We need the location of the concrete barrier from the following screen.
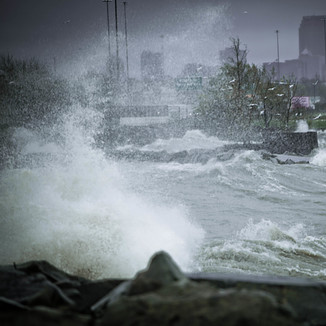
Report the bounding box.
[262,131,318,155]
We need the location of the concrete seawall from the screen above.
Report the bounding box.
[262,131,318,155]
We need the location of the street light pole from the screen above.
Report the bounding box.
[114,0,120,80]
[276,30,280,81]
[322,17,326,66]
[102,0,112,58]
[313,80,318,106]
[123,2,130,85]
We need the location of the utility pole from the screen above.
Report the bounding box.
[114,0,120,80]
[103,0,112,58]
[276,30,280,81]
[123,2,130,86]
[322,17,326,66]
[313,79,318,106]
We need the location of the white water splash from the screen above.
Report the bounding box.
[140,130,230,153]
[311,131,326,167]
[311,149,326,167]
[237,219,304,243]
[0,107,204,279]
[295,120,309,132]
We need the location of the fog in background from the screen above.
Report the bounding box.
[1,0,325,77]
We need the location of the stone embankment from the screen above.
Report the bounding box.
[109,131,318,165]
[1,251,326,325]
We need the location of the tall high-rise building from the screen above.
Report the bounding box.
[299,15,325,57]
[264,15,326,81]
[298,16,325,80]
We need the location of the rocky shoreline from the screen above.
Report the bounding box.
[107,131,318,165]
[1,251,326,326]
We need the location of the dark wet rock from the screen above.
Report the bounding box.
[0,306,91,326]
[14,260,86,283]
[0,261,123,314]
[1,253,326,325]
[261,152,311,164]
[101,252,299,326]
[109,132,318,166]
[168,150,189,162]
[90,251,188,312]
[101,286,299,326]
[189,272,326,325]
[75,278,123,314]
[122,251,189,296]
[0,265,75,308]
[109,147,236,165]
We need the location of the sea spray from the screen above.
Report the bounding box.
[311,149,326,167]
[295,120,309,132]
[311,131,326,167]
[140,130,230,153]
[0,106,204,279]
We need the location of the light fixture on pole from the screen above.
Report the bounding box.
[313,80,318,105]
[322,16,326,67]
[102,0,112,58]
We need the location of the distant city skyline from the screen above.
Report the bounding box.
[0,0,325,77]
[264,15,326,81]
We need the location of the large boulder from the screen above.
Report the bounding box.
[100,252,300,326]
[0,260,122,326]
[1,252,325,325]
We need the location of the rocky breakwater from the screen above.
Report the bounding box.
[221,130,318,154]
[109,131,319,165]
[1,252,326,325]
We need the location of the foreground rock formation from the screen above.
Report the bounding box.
[1,252,326,325]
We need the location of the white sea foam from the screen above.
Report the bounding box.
[237,219,303,242]
[157,158,225,174]
[0,107,204,279]
[140,130,230,153]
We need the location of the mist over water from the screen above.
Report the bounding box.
[52,3,232,78]
[1,2,325,282]
[0,2,232,279]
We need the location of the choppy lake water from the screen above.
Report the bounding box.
[0,112,325,280]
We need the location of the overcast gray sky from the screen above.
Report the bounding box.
[0,0,325,77]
